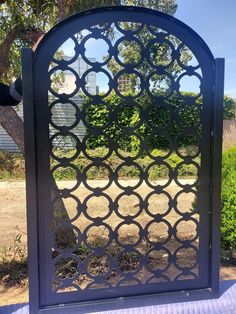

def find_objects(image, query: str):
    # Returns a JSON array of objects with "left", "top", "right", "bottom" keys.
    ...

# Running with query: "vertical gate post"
[
  {"left": 211, "top": 58, "right": 225, "bottom": 293},
  {"left": 22, "top": 48, "right": 39, "bottom": 313}
]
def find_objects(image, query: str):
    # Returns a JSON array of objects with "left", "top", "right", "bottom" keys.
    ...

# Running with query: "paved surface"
[{"left": 0, "top": 281, "right": 236, "bottom": 314}]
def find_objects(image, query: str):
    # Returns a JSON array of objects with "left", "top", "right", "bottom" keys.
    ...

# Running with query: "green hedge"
[
  {"left": 0, "top": 151, "right": 24, "bottom": 180},
  {"left": 221, "top": 146, "right": 236, "bottom": 262},
  {"left": 85, "top": 93, "right": 201, "bottom": 151},
  {"left": 84, "top": 92, "right": 234, "bottom": 150},
  {"left": 223, "top": 96, "right": 235, "bottom": 120}
]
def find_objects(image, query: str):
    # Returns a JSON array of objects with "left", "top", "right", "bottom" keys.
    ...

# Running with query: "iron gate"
[{"left": 22, "top": 6, "right": 224, "bottom": 314}]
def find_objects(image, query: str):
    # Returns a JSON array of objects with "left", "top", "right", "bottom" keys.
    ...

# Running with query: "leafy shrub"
[
  {"left": 221, "top": 146, "right": 236, "bottom": 263},
  {"left": 0, "top": 151, "right": 25, "bottom": 180},
  {"left": 0, "top": 149, "right": 198, "bottom": 181},
  {"left": 83, "top": 91, "right": 202, "bottom": 150},
  {"left": 83, "top": 92, "right": 234, "bottom": 150},
  {"left": 0, "top": 234, "right": 27, "bottom": 287},
  {"left": 190, "top": 146, "right": 236, "bottom": 262},
  {"left": 51, "top": 148, "right": 198, "bottom": 180},
  {"left": 223, "top": 96, "right": 235, "bottom": 120}
]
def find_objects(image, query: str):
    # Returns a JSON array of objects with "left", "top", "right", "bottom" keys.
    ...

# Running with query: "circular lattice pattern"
[{"left": 47, "top": 15, "right": 205, "bottom": 292}]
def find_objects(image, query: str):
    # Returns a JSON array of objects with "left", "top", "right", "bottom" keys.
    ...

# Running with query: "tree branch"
[
  {"left": 0, "top": 25, "right": 20, "bottom": 77},
  {"left": 20, "top": 28, "right": 44, "bottom": 45},
  {"left": 57, "top": 0, "right": 66, "bottom": 21}
]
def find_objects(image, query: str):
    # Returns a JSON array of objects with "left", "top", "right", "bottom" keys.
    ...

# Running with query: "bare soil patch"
[{"left": 0, "top": 180, "right": 236, "bottom": 306}]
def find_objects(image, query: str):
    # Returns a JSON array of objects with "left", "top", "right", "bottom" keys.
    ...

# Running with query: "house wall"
[
  {"left": 0, "top": 97, "right": 87, "bottom": 153},
  {"left": 0, "top": 57, "right": 97, "bottom": 153}
]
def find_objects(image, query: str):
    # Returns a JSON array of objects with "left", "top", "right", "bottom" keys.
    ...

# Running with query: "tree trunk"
[
  {"left": 0, "top": 107, "right": 24, "bottom": 152},
  {"left": 0, "top": 105, "right": 76, "bottom": 246}
]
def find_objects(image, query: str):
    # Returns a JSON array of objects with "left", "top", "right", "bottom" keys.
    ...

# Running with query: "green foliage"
[
  {"left": 190, "top": 146, "right": 236, "bottom": 262},
  {"left": 0, "top": 233, "right": 27, "bottom": 287},
  {"left": 50, "top": 148, "right": 197, "bottom": 180},
  {"left": 84, "top": 91, "right": 201, "bottom": 150},
  {"left": 221, "top": 146, "right": 236, "bottom": 262},
  {"left": 121, "top": 0, "right": 177, "bottom": 14},
  {"left": 84, "top": 92, "right": 235, "bottom": 151},
  {"left": 223, "top": 96, "right": 235, "bottom": 120},
  {"left": 0, "top": 0, "right": 57, "bottom": 83},
  {"left": 58, "top": 0, "right": 120, "bottom": 17},
  {"left": 107, "top": 14, "right": 189, "bottom": 90},
  {"left": 0, "top": 151, "right": 24, "bottom": 180},
  {"left": 0, "top": 0, "right": 177, "bottom": 84}
]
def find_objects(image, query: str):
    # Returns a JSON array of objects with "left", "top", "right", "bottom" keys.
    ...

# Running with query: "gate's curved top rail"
[{"left": 34, "top": 6, "right": 215, "bottom": 68}]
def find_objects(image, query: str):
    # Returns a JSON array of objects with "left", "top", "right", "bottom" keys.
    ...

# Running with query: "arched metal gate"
[{"left": 22, "top": 6, "right": 224, "bottom": 314}]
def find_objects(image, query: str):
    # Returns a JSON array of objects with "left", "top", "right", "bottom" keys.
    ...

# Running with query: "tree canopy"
[{"left": 0, "top": 0, "right": 177, "bottom": 85}]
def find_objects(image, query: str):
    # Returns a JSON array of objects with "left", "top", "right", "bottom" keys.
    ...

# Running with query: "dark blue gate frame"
[{"left": 22, "top": 6, "right": 224, "bottom": 314}]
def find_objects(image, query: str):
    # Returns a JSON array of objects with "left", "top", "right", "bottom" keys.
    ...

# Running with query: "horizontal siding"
[
  {"left": 49, "top": 96, "right": 86, "bottom": 148},
  {"left": 0, "top": 97, "right": 87, "bottom": 153}
]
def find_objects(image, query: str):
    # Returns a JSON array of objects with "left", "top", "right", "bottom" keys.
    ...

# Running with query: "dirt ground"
[
  {"left": 1, "top": 267, "right": 236, "bottom": 307},
  {"left": 0, "top": 179, "right": 197, "bottom": 248},
  {"left": 0, "top": 180, "right": 236, "bottom": 306}
]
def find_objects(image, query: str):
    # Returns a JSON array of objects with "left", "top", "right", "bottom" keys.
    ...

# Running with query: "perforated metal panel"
[{"left": 22, "top": 6, "right": 224, "bottom": 314}]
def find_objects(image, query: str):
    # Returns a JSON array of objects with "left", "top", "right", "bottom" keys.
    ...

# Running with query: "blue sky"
[
  {"left": 175, "top": 0, "right": 236, "bottom": 97},
  {"left": 61, "top": 1, "right": 236, "bottom": 97}
]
